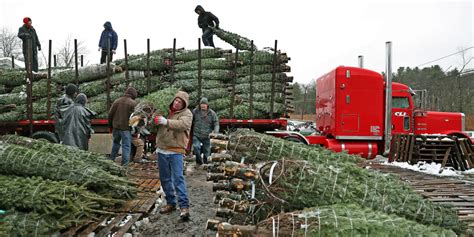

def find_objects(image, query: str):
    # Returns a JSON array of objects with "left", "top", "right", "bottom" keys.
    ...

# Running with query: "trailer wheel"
[
  {"left": 31, "top": 131, "right": 59, "bottom": 143},
  {"left": 284, "top": 136, "right": 304, "bottom": 144}
]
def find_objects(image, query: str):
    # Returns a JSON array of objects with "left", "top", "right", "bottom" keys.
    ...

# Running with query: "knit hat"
[
  {"left": 23, "top": 17, "right": 31, "bottom": 24},
  {"left": 75, "top": 93, "right": 87, "bottom": 106},
  {"left": 200, "top": 97, "right": 208, "bottom": 105},
  {"left": 65, "top": 84, "right": 79, "bottom": 97},
  {"left": 125, "top": 87, "right": 138, "bottom": 99}
]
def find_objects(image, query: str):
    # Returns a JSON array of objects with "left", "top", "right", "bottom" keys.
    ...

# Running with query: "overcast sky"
[{"left": 1, "top": 0, "right": 472, "bottom": 84}]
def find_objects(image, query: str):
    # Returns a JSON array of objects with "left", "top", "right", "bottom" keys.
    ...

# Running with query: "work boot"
[
  {"left": 159, "top": 204, "right": 176, "bottom": 214},
  {"left": 180, "top": 208, "right": 190, "bottom": 221}
]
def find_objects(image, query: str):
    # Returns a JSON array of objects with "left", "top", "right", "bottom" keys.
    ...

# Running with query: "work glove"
[
  {"left": 98, "top": 47, "right": 101, "bottom": 51},
  {"left": 215, "top": 24, "right": 219, "bottom": 29},
  {"left": 153, "top": 115, "right": 167, "bottom": 125},
  {"left": 112, "top": 50, "right": 116, "bottom": 54},
  {"left": 37, "top": 46, "right": 41, "bottom": 51}
]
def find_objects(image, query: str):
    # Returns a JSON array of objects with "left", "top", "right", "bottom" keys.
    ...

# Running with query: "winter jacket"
[
  {"left": 155, "top": 91, "right": 193, "bottom": 154},
  {"left": 99, "top": 22, "right": 118, "bottom": 50},
  {"left": 195, "top": 6, "right": 219, "bottom": 29},
  {"left": 18, "top": 25, "right": 41, "bottom": 53},
  {"left": 108, "top": 88, "right": 138, "bottom": 130},
  {"left": 192, "top": 108, "right": 219, "bottom": 139},
  {"left": 62, "top": 103, "right": 96, "bottom": 150},
  {"left": 54, "top": 94, "right": 75, "bottom": 142}
]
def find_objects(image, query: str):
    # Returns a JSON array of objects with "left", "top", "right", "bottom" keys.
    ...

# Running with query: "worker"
[
  {"left": 192, "top": 97, "right": 219, "bottom": 165},
  {"left": 108, "top": 87, "right": 137, "bottom": 166},
  {"left": 129, "top": 102, "right": 155, "bottom": 163},
  {"left": 55, "top": 84, "right": 79, "bottom": 143},
  {"left": 195, "top": 5, "right": 219, "bottom": 48},
  {"left": 62, "top": 93, "right": 96, "bottom": 150},
  {"left": 153, "top": 91, "right": 192, "bottom": 221},
  {"left": 98, "top": 21, "right": 118, "bottom": 64},
  {"left": 17, "top": 17, "right": 41, "bottom": 72}
]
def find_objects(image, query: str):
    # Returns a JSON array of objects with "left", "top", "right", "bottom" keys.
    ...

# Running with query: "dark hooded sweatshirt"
[
  {"left": 99, "top": 21, "right": 118, "bottom": 50},
  {"left": 108, "top": 87, "right": 138, "bottom": 130},
  {"left": 195, "top": 5, "right": 219, "bottom": 29}
]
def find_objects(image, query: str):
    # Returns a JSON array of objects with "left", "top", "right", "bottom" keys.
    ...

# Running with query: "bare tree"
[
  {"left": 455, "top": 46, "right": 473, "bottom": 112},
  {"left": 0, "top": 27, "right": 21, "bottom": 58},
  {"left": 55, "top": 35, "right": 88, "bottom": 67}
]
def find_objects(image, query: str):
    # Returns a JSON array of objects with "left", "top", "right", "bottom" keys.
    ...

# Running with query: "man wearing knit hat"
[
  {"left": 192, "top": 97, "right": 219, "bottom": 165},
  {"left": 17, "top": 17, "right": 41, "bottom": 72},
  {"left": 108, "top": 87, "right": 138, "bottom": 166}
]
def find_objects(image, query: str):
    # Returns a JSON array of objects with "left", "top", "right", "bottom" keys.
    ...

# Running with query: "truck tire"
[
  {"left": 284, "top": 136, "right": 304, "bottom": 144},
  {"left": 31, "top": 131, "right": 59, "bottom": 143}
]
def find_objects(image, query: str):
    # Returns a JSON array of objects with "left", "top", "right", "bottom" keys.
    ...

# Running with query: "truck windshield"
[{"left": 392, "top": 97, "right": 410, "bottom": 109}]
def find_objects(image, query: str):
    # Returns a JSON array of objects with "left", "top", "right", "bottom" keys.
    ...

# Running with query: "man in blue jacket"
[{"left": 98, "top": 21, "right": 118, "bottom": 64}]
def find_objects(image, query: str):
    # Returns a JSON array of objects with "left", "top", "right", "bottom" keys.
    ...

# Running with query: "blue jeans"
[
  {"left": 193, "top": 136, "right": 211, "bottom": 165},
  {"left": 157, "top": 152, "right": 189, "bottom": 208},
  {"left": 202, "top": 28, "right": 215, "bottom": 47},
  {"left": 110, "top": 129, "right": 132, "bottom": 165}
]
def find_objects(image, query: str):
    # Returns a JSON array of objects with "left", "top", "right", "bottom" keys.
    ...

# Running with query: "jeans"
[
  {"left": 202, "top": 28, "right": 215, "bottom": 47},
  {"left": 193, "top": 136, "right": 211, "bottom": 165},
  {"left": 100, "top": 50, "right": 114, "bottom": 64},
  {"left": 157, "top": 152, "right": 189, "bottom": 208},
  {"left": 110, "top": 129, "right": 132, "bottom": 165}
]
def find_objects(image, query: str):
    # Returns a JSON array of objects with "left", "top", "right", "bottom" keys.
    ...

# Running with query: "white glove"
[
  {"left": 112, "top": 50, "right": 116, "bottom": 54},
  {"left": 98, "top": 47, "right": 101, "bottom": 51},
  {"left": 158, "top": 116, "right": 167, "bottom": 125}
]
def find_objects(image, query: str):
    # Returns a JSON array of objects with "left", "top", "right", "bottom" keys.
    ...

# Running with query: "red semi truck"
[{"left": 267, "top": 65, "right": 468, "bottom": 158}]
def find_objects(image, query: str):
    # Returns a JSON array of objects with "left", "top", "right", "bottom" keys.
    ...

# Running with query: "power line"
[{"left": 416, "top": 46, "right": 474, "bottom": 67}]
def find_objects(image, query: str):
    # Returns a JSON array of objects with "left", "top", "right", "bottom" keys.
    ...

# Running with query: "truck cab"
[{"left": 267, "top": 66, "right": 468, "bottom": 158}]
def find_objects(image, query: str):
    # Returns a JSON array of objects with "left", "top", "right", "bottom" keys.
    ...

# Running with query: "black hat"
[{"left": 65, "top": 84, "right": 79, "bottom": 97}]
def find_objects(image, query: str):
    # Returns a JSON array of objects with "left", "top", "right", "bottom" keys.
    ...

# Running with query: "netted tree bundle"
[
  {"left": 213, "top": 27, "right": 257, "bottom": 51},
  {"left": 52, "top": 64, "right": 115, "bottom": 85},
  {"left": 0, "top": 135, "right": 125, "bottom": 176},
  {"left": 142, "top": 86, "right": 179, "bottom": 115},
  {"left": 115, "top": 76, "right": 165, "bottom": 97},
  {"left": 0, "top": 69, "right": 47, "bottom": 86},
  {"left": 172, "top": 79, "right": 224, "bottom": 92},
  {"left": 88, "top": 91, "right": 122, "bottom": 103},
  {"left": 210, "top": 98, "right": 286, "bottom": 114},
  {"left": 110, "top": 70, "right": 147, "bottom": 84},
  {"left": 0, "top": 175, "right": 121, "bottom": 221},
  {"left": 11, "top": 79, "right": 60, "bottom": 98},
  {"left": 225, "top": 51, "right": 290, "bottom": 65},
  {"left": 175, "top": 58, "right": 235, "bottom": 71},
  {"left": 0, "top": 92, "right": 27, "bottom": 105},
  {"left": 234, "top": 81, "right": 285, "bottom": 94},
  {"left": 114, "top": 48, "right": 176, "bottom": 66},
  {"left": 0, "top": 142, "right": 137, "bottom": 198},
  {"left": 189, "top": 88, "right": 227, "bottom": 105},
  {"left": 216, "top": 105, "right": 267, "bottom": 119},
  {"left": 126, "top": 55, "right": 168, "bottom": 72},
  {"left": 174, "top": 48, "right": 231, "bottom": 62},
  {"left": 255, "top": 159, "right": 464, "bottom": 233},
  {"left": 227, "top": 129, "right": 363, "bottom": 164},
  {"left": 15, "top": 99, "right": 57, "bottom": 114},
  {"left": 0, "top": 211, "right": 72, "bottom": 236},
  {"left": 0, "top": 85, "right": 7, "bottom": 94},
  {"left": 235, "top": 93, "right": 285, "bottom": 104},
  {"left": 0, "top": 111, "right": 23, "bottom": 122},
  {"left": 237, "top": 64, "right": 291, "bottom": 75},
  {"left": 78, "top": 79, "right": 107, "bottom": 97},
  {"left": 87, "top": 101, "right": 107, "bottom": 114},
  {"left": 236, "top": 73, "right": 291, "bottom": 84},
  {"left": 172, "top": 69, "right": 234, "bottom": 81},
  {"left": 255, "top": 204, "right": 457, "bottom": 236}
]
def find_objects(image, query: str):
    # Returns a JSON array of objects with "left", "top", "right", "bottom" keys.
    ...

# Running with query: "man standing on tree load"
[
  {"left": 55, "top": 84, "right": 79, "bottom": 143},
  {"left": 17, "top": 17, "right": 41, "bottom": 72},
  {"left": 108, "top": 87, "right": 137, "bottom": 166},
  {"left": 153, "top": 91, "right": 192, "bottom": 221},
  {"left": 195, "top": 5, "right": 219, "bottom": 48},
  {"left": 98, "top": 21, "right": 118, "bottom": 64},
  {"left": 192, "top": 97, "right": 219, "bottom": 165}
]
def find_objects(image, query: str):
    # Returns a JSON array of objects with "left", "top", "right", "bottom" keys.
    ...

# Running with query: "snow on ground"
[{"left": 382, "top": 160, "right": 474, "bottom": 177}]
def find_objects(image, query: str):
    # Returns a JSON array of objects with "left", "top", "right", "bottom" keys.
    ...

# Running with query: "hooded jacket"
[
  {"left": 155, "top": 91, "right": 193, "bottom": 154},
  {"left": 108, "top": 87, "right": 138, "bottom": 130},
  {"left": 61, "top": 94, "right": 96, "bottom": 150},
  {"left": 195, "top": 5, "right": 219, "bottom": 29},
  {"left": 99, "top": 21, "right": 118, "bottom": 50}
]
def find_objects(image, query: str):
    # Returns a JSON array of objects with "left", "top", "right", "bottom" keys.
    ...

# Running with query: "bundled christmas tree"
[{"left": 212, "top": 27, "right": 257, "bottom": 51}]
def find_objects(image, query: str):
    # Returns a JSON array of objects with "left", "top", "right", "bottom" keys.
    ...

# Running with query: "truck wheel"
[
  {"left": 31, "top": 131, "right": 59, "bottom": 143},
  {"left": 284, "top": 136, "right": 304, "bottom": 143}
]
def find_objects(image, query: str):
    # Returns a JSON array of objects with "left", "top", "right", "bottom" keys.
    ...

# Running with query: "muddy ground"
[{"left": 133, "top": 161, "right": 219, "bottom": 236}]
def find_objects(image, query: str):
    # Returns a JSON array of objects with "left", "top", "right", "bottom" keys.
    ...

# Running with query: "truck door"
[{"left": 391, "top": 96, "right": 412, "bottom": 135}]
